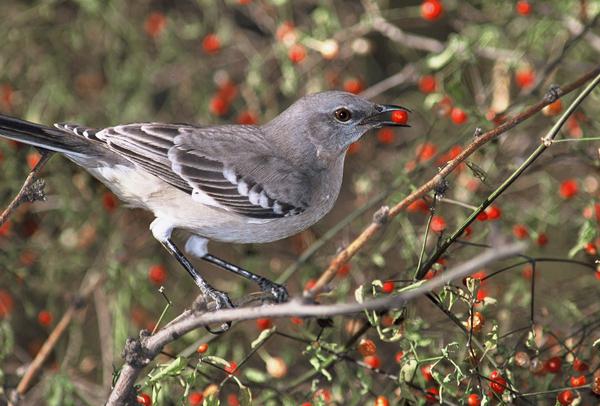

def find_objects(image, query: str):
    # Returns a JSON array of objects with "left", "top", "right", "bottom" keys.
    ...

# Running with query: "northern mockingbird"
[{"left": 0, "top": 91, "right": 409, "bottom": 314}]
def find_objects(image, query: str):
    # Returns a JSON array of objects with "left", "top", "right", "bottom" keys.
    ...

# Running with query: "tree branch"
[
  {"left": 0, "top": 150, "right": 53, "bottom": 227},
  {"left": 304, "top": 64, "right": 600, "bottom": 298},
  {"left": 106, "top": 242, "right": 524, "bottom": 405}
]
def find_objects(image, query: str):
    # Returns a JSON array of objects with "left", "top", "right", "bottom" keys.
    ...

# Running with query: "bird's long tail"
[{"left": 0, "top": 114, "right": 89, "bottom": 156}]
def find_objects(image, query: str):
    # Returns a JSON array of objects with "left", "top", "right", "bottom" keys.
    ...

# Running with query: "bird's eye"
[{"left": 334, "top": 108, "right": 352, "bottom": 122}]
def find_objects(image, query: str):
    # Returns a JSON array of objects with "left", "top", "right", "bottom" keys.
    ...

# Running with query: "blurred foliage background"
[{"left": 0, "top": 0, "right": 599, "bottom": 405}]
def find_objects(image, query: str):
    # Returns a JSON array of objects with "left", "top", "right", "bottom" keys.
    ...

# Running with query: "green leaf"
[
  {"left": 251, "top": 327, "right": 276, "bottom": 349},
  {"left": 203, "top": 393, "right": 220, "bottom": 406},
  {"left": 568, "top": 220, "right": 596, "bottom": 257},
  {"left": 148, "top": 356, "right": 188, "bottom": 383},
  {"left": 399, "top": 358, "right": 418, "bottom": 383},
  {"left": 231, "top": 376, "right": 252, "bottom": 406},
  {"left": 202, "top": 355, "right": 231, "bottom": 369},
  {"left": 427, "top": 35, "right": 468, "bottom": 69},
  {"left": 244, "top": 368, "right": 268, "bottom": 383}
]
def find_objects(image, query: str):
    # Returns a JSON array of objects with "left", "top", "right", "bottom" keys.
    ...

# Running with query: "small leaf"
[
  {"left": 465, "top": 161, "right": 488, "bottom": 184},
  {"left": 251, "top": 327, "right": 275, "bottom": 349},
  {"left": 568, "top": 220, "right": 596, "bottom": 257},
  {"left": 148, "top": 356, "right": 187, "bottom": 384},
  {"left": 399, "top": 358, "right": 418, "bottom": 383}
]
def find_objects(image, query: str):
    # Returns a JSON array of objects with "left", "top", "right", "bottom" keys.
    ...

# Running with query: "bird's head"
[{"left": 264, "top": 91, "right": 410, "bottom": 162}]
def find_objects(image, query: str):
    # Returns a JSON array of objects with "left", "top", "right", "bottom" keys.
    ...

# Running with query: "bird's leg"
[
  {"left": 150, "top": 219, "right": 233, "bottom": 333},
  {"left": 202, "top": 254, "right": 289, "bottom": 303},
  {"left": 160, "top": 238, "right": 233, "bottom": 333},
  {"left": 185, "top": 235, "right": 288, "bottom": 303},
  {"left": 161, "top": 239, "right": 234, "bottom": 309}
]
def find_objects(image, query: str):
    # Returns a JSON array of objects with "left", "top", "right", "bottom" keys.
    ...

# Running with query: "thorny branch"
[
  {"left": 305, "top": 64, "right": 600, "bottom": 298},
  {"left": 0, "top": 150, "right": 53, "bottom": 227},
  {"left": 106, "top": 243, "right": 524, "bottom": 405}
]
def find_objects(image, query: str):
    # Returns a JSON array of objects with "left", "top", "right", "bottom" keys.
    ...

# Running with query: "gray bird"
[{"left": 0, "top": 91, "right": 409, "bottom": 316}]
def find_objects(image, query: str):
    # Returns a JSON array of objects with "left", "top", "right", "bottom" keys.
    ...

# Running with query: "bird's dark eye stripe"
[{"left": 334, "top": 108, "right": 352, "bottom": 122}]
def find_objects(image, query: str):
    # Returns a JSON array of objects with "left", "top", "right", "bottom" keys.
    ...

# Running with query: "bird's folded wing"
[{"left": 95, "top": 123, "right": 311, "bottom": 219}]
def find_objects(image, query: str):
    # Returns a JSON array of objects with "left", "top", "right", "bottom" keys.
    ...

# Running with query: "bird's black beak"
[{"left": 360, "top": 104, "right": 412, "bottom": 128}]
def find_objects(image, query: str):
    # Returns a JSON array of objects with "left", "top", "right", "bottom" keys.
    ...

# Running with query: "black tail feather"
[{"left": 0, "top": 114, "right": 89, "bottom": 156}]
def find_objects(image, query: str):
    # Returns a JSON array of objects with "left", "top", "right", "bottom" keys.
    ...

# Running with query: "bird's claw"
[
  {"left": 204, "top": 289, "right": 234, "bottom": 334},
  {"left": 259, "top": 281, "right": 289, "bottom": 303}
]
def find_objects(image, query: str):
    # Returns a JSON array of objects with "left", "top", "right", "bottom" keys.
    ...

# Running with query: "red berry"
[
  {"left": 572, "top": 358, "right": 589, "bottom": 372},
  {"left": 381, "top": 281, "right": 395, "bottom": 294},
  {"left": 374, "top": 395, "right": 389, "bottom": 406},
  {"left": 425, "top": 387, "right": 439, "bottom": 403},
  {"left": 522, "top": 265, "right": 533, "bottom": 280},
  {"left": 27, "top": 151, "right": 41, "bottom": 170},
  {"left": 227, "top": 394, "right": 240, "bottom": 406},
  {"left": 512, "top": 224, "right": 529, "bottom": 239},
  {"left": 224, "top": 360, "right": 238, "bottom": 374},
  {"left": 545, "top": 356, "right": 561, "bottom": 373},
  {"left": 137, "top": 393, "right": 152, "bottom": 406},
  {"left": 148, "top": 264, "right": 167, "bottom": 285},
  {"left": 364, "top": 355, "right": 381, "bottom": 369},
  {"left": 337, "top": 263, "right": 351, "bottom": 277},
  {"left": 202, "top": 33, "right": 221, "bottom": 54},
  {"left": 304, "top": 279, "right": 317, "bottom": 291},
  {"left": 467, "top": 393, "right": 481, "bottom": 406},
  {"left": 450, "top": 107, "right": 468, "bottom": 124},
  {"left": 419, "top": 75, "right": 437, "bottom": 93},
  {"left": 489, "top": 370, "right": 507, "bottom": 394},
  {"left": 559, "top": 179, "right": 578, "bottom": 199},
  {"left": 236, "top": 111, "right": 258, "bottom": 125},
  {"left": 288, "top": 44, "right": 306, "bottom": 63},
  {"left": 102, "top": 191, "right": 118, "bottom": 212},
  {"left": 515, "top": 68, "right": 535, "bottom": 89},
  {"left": 516, "top": 0, "right": 532, "bottom": 16},
  {"left": 485, "top": 205, "right": 502, "bottom": 220},
  {"left": 0, "top": 84, "right": 14, "bottom": 111},
  {"left": 421, "top": 365, "right": 433, "bottom": 382},
  {"left": 476, "top": 288, "right": 487, "bottom": 302},
  {"left": 395, "top": 351, "right": 404, "bottom": 363},
  {"left": 391, "top": 110, "right": 409, "bottom": 125},
  {"left": 196, "top": 343, "right": 208, "bottom": 354},
  {"left": 557, "top": 390, "right": 575, "bottom": 405},
  {"left": 0, "top": 289, "right": 14, "bottom": 318},
  {"left": 188, "top": 391, "right": 204, "bottom": 406},
  {"left": 347, "top": 141, "right": 361, "bottom": 155},
  {"left": 376, "top": 128, "right": 395, "bottom": 145},
  {"left": 430, "top": 215, "right": 447, "bottom": 232},
  {"left": 569, "top": 375, "right": 586, "bottom": 387},
  {"left": 416, "top": 142, "right": 437, "bottom": 161},
  {"left": 276, "top": 21, "right": 295, "bottom": 43},
  {"left": 144, "top": 12, "right": 167, "bottom": 38},
  {"left": 476, "top": 211, "right": 488, "bottom": 222},
  {"left": 421, "top": 0, "right": 443, "bottom": 21},
  {"left": 314, "top": 389, "right": 331, "bottom": 403},
  {"left": 358, "top": 338, "right": 377, "bottom": 356},
  {"left": 256, "top": 318, "right": 272, "bottom": 330},
  {"left": 37, "top": 310, "right": 53, "bottom": 327},
  {"left": 536, "top": 233, "right": 549, "bottom": 246},
  {"left": 0, "top": 220, "right": 12, "bottom": 237},
  {"left": 343, "top": 78, "right": 364, "bottom": 94},
  {"left": 209, "top": 95, "right": 229, "bottom": 116},
  {"left": 407, "top": 199, "right": 429, "bottom": 213},
  {"left": 543, "top": 99, "right": 563, "bottom": 116},
  {"left": 584, "top": 242, "right": 597, "bottom": 255}
]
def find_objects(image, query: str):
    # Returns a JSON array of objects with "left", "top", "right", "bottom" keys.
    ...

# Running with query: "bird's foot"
[
  {"left": 258, "top": 280, "right": 289, "bottom": 303},
  {"left": 204, "top": 288, "right": 234, "bottom": 334}
]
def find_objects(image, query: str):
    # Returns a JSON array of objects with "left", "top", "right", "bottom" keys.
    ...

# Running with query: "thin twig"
[
  {"left": 106, "top": 243, "right": 524, "bottom": 405},
  {"left": 15, "top": 274, "right": 106, "bottom": 398},
  {"left": 305, "top": 64, "right": 600, "bottom": 298},
  {"left": 0, "top": 150, "right": 53, "bottom": 227}
]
